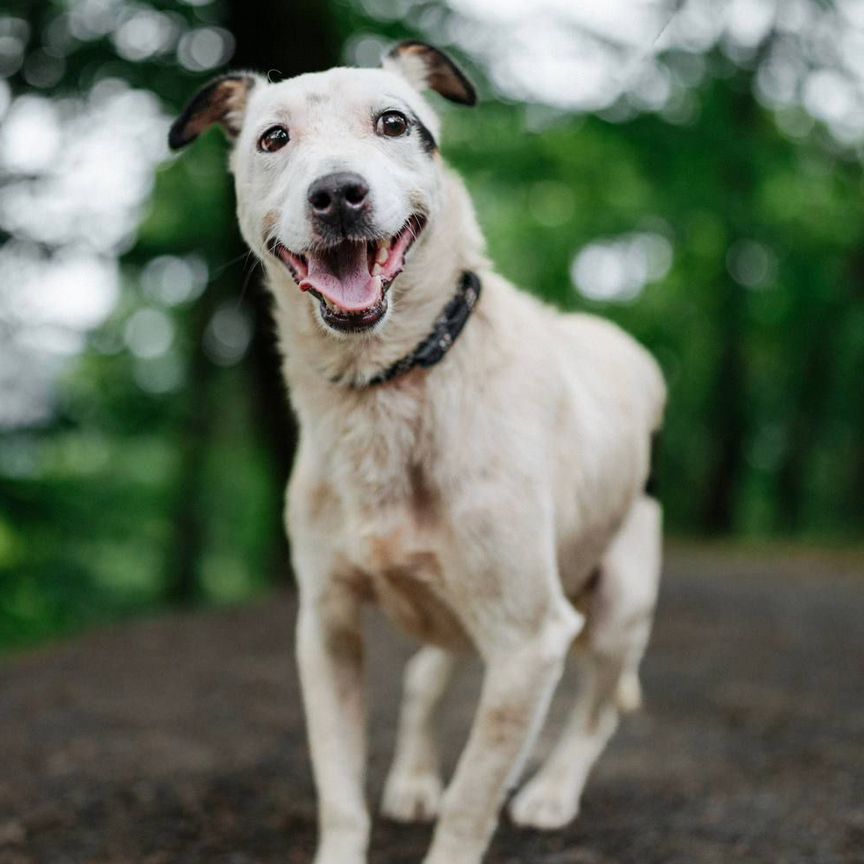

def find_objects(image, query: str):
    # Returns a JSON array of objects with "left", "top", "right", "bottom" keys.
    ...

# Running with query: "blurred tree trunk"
[
  {"left": 164, "top": 0, "right": 339, "bottom": 603},
  {"left": 228, "top": 0, "right": 341, "bottom": 582},
  {"left": 847, "top": 385, "right": 864, "bottom": 528},
  {"left": 701, "top": 283, "right": 747, "bottom": 534},
  {"left": 774, "top": 297, "right": 833, "bottom": 533},
  {"left": 164, "top": 268, "right": 226, "bottom": 605},
  {"left": 700, "top": 89, "right": 752, "bottom": 534},
  {"left": 843, "top": 249, "right": 864, "bottom": 528},
  {"left": 774, "top": 351, "right": 823, "bottom": 533},
  {"left": 775, "top": 237, "right": 864, "bottom": 532}
]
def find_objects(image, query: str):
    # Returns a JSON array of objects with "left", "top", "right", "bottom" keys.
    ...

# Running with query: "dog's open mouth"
[{"left": 270, "top": 215, "right": 426, "bottom": 333}]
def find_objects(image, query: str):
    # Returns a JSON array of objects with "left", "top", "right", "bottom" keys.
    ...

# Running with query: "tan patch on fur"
[
  {"left": 262, "top": 209, "right": 280, "bottom": 238},
  {"left": 184, "top": 77, "right": 253, "bottom": 143},
  {"left": 485, "top": 702, "right": 532, "bottom": 747},
  {"left": 308, "top": 481, "right": 337, "bottom": 523},
  {"left": 367, "top": 533, "right": 402, "bottom": 571},
  {"left": 314, "top": 575, "right": 370, "bottom": 663},
  {"left": 361, "top": 529, "right": 467, "bottom": 648},
  {"left": 390, "top": 42, "right": 476, "bottom": 105},
  {"left": 212, "top": 78, "right": 252, "bottom": 136},
  {"left": 375, "top": 564, "right": 469, "bottom": 650},
  {"left": 409, "top": 463, "right": 438, "bottom": 526}
]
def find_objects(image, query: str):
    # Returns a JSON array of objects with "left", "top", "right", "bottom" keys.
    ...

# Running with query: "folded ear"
[
  {"left": 168, "top": 73, "right": 259, "bottom": 151},
  {"left": 383, "top": 41, "right": 477, "bottom": 106}
]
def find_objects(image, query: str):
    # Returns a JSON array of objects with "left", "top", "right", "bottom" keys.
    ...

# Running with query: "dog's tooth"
[
  {"left": 375, "top": 246, "right": 388, "bottom": 265},
  {"left": 372, "top": 263, "right": 383, "bottom": 276}
]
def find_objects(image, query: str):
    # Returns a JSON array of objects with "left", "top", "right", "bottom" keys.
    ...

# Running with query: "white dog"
[{"left": 169, "top": 41, "right": 666, "bottom": 864}]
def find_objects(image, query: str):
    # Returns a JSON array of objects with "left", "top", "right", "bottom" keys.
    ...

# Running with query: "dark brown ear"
[
  {"left": 383, "top": 41, "right": 477, "bottom": 106},
  {"left": 168, "top": 73, "right": 259, "bottom": 151}
]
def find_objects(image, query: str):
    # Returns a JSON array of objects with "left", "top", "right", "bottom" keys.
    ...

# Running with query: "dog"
[{"left": 169, "top": 41, "right": 666, "bottom": 864}]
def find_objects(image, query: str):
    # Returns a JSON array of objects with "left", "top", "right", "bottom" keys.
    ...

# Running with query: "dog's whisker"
[
  {"left": 237, "top": 253, "right": 262, "bottom": 308},
  {"left": 210, "top": 249, "right": 258, "bottom": 279}
]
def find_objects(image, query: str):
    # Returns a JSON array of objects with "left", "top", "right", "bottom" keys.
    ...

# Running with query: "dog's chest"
[
  {"left": 357, "top": 522, "right": 468, "bottom": 649},
  {"left": 305, "top": 382, "right": 469, "bottom": 647},
  {"left": 344, "top": 469, "right": 466, "bottom": 648},
  {"left": 335, "top": 421, "right": 468, "bottom": 646}
]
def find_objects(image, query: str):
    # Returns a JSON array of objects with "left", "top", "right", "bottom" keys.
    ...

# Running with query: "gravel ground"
[{"left": 1, "top": 545, "right": 862, "bottom": 864}]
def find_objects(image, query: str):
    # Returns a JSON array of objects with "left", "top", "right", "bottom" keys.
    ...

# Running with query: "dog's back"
[{"left": 558, "top": 311, "right": 666, "bottom": 434}]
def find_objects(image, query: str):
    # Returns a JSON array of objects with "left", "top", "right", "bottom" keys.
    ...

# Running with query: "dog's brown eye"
[
  {"left": 377, "top": 111, "right": 409, "bottom": 138},
  {"left": 258, "top": 125, "right": 289, "bottom": 152}
]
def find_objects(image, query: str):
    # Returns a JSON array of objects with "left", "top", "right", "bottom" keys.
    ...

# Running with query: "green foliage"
[
  {"left": 1, "top": 0, "right": 863, "bottom": 652},
  {"left": 436, "top": 67, "right": 864, "bottom": 538}
]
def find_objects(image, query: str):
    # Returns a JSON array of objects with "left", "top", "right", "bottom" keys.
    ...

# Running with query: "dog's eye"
[
  {"left": 258, "top": 125, "right": 290, "bottom": 153},
  {"left": 376, "top": 111, "right": 409, "bottom": 138}
]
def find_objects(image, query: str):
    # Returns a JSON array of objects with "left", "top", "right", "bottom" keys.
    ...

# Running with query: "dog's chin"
[
  {"left": 269, "top": 215, "right": 426, "bottom": 336},
  {"left": 314, "top": 289, "right": 392, "bottom": 336}
]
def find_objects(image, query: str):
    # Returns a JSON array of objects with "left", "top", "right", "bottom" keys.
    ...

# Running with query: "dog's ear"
[
  {"left": 168, "top": 72, "right": 259, "bottom": 151},
  {"left": 383, "top": 41, "right": 477, "bottom": 106}
]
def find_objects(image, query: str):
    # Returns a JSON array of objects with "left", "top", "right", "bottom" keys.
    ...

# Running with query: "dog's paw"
[
  {"left": 509, "top": 775, "right": 580, "bottom": 831},
  {"left": 381, "top": 770, "right": 443, "bottom": 823}
]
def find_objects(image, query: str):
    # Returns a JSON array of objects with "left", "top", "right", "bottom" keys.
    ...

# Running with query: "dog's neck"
[{"left": 265, "top": 168, "right": 488, "bottom": 395}]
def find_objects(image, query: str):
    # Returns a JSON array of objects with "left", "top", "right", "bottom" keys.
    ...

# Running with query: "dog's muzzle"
[
  {"left": 307, "top": 171, "right": 371, "bottom": 236},
  {"left": 269, "top": 211, "right": 427, "bottom": 334}
]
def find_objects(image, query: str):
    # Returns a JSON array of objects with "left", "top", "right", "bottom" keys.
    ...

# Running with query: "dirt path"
[{"left": 1, "top": 546, "right": 862, "bottom": 864}]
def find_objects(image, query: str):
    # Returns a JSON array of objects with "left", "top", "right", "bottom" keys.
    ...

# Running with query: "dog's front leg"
[
  {"left": 423, "top": 600, "right": 583, "bottom": 864},
  {"left": 296, "top": 585, "right": 369, "bottom": 864}
]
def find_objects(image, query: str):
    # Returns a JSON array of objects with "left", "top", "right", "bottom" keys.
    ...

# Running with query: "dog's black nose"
[{"left": 307, "top": 172, "right": 370, "bottom": 229}]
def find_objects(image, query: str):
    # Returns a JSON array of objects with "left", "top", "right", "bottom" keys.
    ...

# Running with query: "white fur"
[{"left": 212, "top": 58, "right": 666, "bottom": 864}]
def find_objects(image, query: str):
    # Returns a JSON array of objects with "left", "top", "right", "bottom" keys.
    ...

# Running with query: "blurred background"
[{"left": 0, "top": 0, "right": 862, "bottom": 652}]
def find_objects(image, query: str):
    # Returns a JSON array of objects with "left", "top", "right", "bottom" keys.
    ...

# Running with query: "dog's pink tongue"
[{"left": 301, "top": 242, "right": 378, "bottom": 312}]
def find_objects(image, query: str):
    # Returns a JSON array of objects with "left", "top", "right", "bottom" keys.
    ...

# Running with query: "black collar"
[{"left": 346, "top": 270, "right": 482, "bottom": 388}]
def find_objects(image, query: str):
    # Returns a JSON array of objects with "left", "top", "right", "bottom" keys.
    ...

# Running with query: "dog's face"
[{"left": 169, "top": 43, "right": 475, "bottom": 336}]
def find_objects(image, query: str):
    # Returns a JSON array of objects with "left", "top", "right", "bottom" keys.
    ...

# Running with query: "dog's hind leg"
[
  {"left": 510, "top": 495, "right": 662, "bottom": 830},
  {"left": 508, "top": 650, "right": 624, "bottom": 830},
  {"left": 381, "top": 646, "right": 456, "bottom": 822}
]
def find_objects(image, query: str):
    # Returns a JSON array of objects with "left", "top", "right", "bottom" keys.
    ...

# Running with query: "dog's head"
[{"left": 169, "top": 42, "right": 476, "bottom": 336}]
